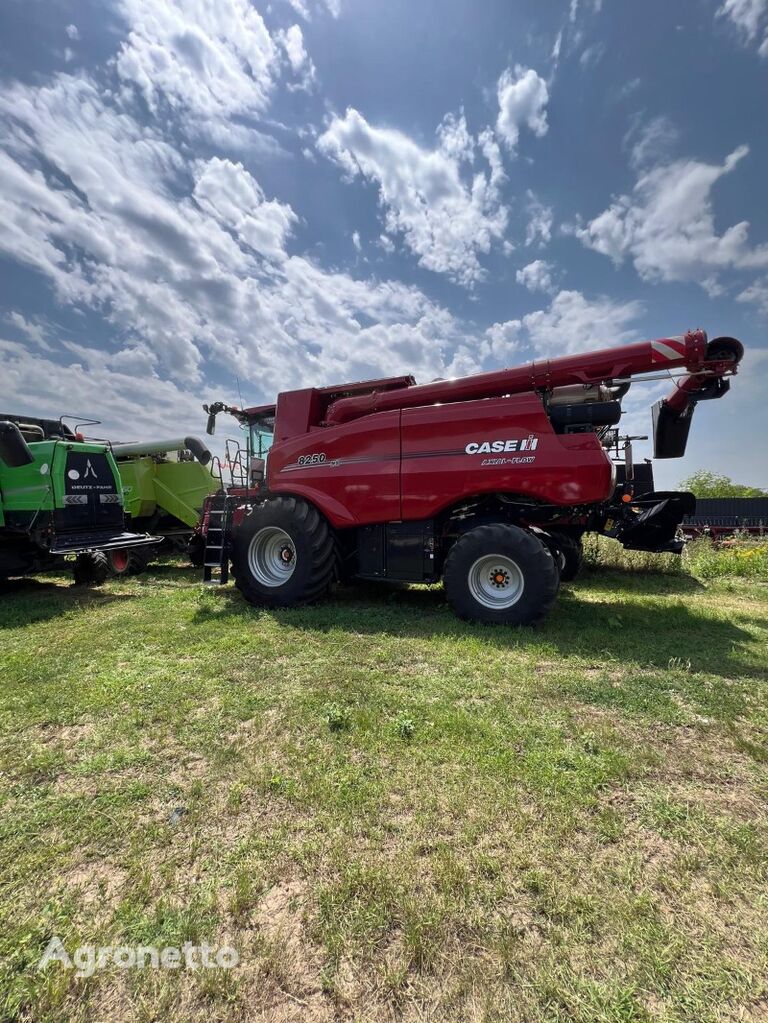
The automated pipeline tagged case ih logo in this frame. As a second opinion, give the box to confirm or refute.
[465,435,539,455]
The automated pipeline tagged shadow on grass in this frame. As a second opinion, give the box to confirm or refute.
[580,566,706,594]
[0,577,64,599]
[190,574,760,682]
[4,562,759,683]
[0,577,137,629]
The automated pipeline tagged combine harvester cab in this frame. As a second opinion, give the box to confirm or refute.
[0,415,157,584]
[199,329,744,626]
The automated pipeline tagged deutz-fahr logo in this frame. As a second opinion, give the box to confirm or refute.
[465,435,538,455]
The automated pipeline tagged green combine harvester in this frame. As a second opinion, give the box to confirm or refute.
[109,437,218,574]
[0,415,156,585]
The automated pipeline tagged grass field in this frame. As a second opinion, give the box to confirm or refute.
[1,552,767,1022]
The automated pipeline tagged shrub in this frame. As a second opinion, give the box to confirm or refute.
[684,536,768,579]
[324,702,352,733]
[394,715,415,740]
[582,534,768,580]
[582,535,684,575]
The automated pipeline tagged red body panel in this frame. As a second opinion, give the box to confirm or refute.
[249,328,740,531]
[267,395,615,528]
[400,395,614,520]
[268,410,402,527]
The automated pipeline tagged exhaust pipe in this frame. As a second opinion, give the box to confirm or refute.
[111,436,212,465]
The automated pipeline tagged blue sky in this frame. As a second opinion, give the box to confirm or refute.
[1,0,766,488]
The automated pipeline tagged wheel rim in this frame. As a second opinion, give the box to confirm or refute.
[468,554,524,609]
[110,550,129,573]
[248,526,297,587]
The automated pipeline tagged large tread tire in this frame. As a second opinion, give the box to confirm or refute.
[125,545,154,576]
[232,496,337,608]
[187,533,206,569]
[549,532,584,582]
[444,523,559,626]
[73,550,110,586]
[107,546,154,577]
[527,529,562,593]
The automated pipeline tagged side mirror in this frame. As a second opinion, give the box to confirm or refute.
[206,412,216,436]
[0,421,35,467]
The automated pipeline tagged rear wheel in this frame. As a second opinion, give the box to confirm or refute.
[108,549,131,575]
[232,496,337,607]
[73,551,110,586]
[549,533,584,582]
[107,546,153,577]
[443,523,559,626]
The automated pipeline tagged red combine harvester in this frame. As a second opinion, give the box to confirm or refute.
[200,329,743,625]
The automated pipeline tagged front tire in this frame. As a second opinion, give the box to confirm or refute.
[73,551,110,586]
[443,524,559,626]
[232,496,337,608]
[187,533,206,569]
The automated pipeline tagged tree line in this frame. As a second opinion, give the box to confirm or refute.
[679,472,767,498]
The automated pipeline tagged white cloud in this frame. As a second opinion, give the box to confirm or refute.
[483,289,642,361]
[114,0,279,127]
[737,277,768,314]
[318,108,508,286]
[287,0,311,19]
[287,0,338,19]
[6,312,49,350]
[516,259,554,293]
[579,41,605,67]
[625,114,679,169]
[0,69,481,402]
[437,111,474,162]
[65,24,79,40]
[617,77,642,101]
[276,23,316,88]
[0,75,235,378]
[524,190,553,247]
[193,156,297,261]
[0,338,211,442]
[352,230,361,251]
[484,319,521,361]
[520,289,643,356]
[717,0,768,54]
[0,0,659,446]
[478,127,506,190]
[575,144,768,286]
[495,65,549,154]
[551,29,564,67]
[279,24,308,70]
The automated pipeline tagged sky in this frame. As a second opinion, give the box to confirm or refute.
[0,0,767,489]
